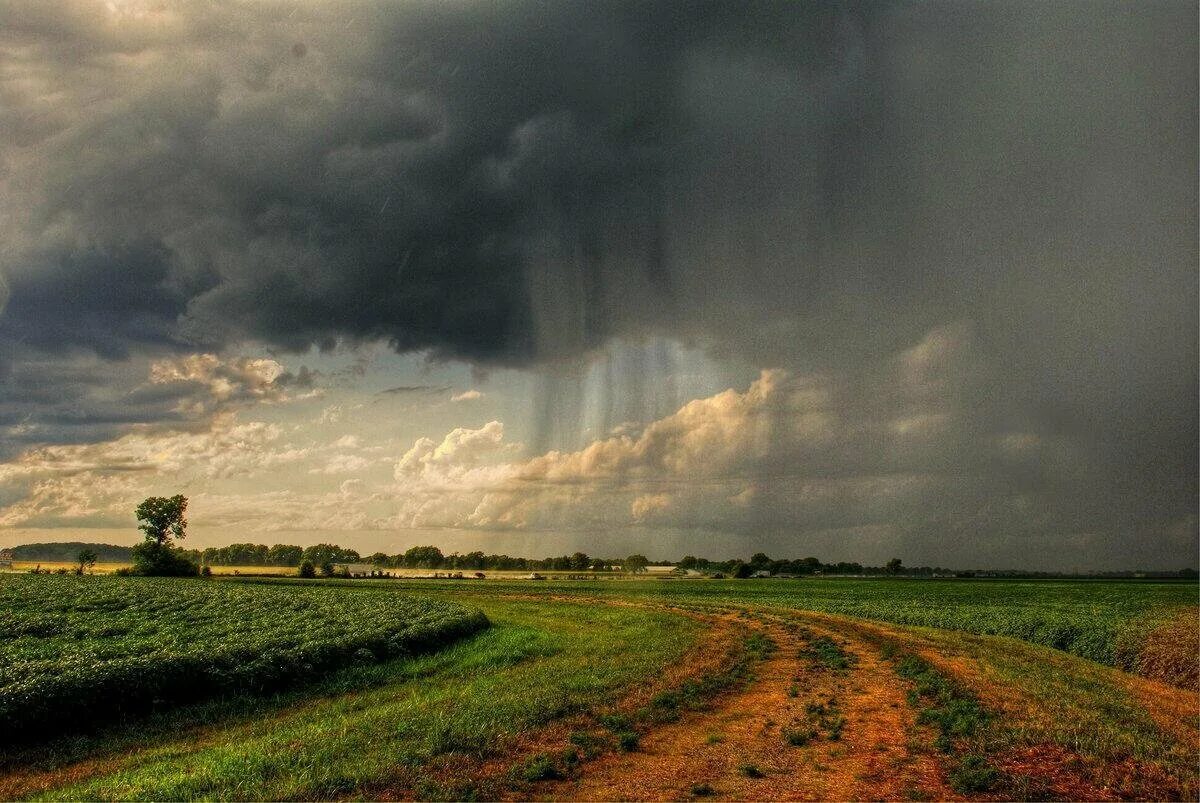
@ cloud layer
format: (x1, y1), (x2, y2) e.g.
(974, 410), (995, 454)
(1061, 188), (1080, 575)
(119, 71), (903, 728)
(0, 1), (1194, 566)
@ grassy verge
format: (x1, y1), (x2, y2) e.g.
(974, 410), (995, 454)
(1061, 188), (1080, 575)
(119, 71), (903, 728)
(2, 596), (701, 801)
(867, 620), (1198, 800)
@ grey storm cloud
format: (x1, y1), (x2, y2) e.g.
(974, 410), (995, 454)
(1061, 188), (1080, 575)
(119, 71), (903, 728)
(0, 1), (1194, 565)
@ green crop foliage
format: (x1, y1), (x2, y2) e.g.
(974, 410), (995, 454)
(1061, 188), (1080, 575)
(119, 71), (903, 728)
(0, 575), (487, 742)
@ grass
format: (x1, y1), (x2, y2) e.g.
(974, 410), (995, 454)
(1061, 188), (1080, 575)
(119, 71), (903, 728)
(880, 645), (997, 793)
(2, 595), (700, 801)
(890, 652), (989, 753)
(874, 622), (1199, 799)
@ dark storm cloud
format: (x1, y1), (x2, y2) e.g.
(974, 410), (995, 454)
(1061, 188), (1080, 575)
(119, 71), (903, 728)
(0, 1), (1194, 565)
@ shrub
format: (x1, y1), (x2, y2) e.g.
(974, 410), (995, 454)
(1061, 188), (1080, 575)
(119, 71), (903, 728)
(739, 763), (765, 778)
(130, 542), (199, 577)
(617, 730), (640, 751)
(298, 560), (316, 579)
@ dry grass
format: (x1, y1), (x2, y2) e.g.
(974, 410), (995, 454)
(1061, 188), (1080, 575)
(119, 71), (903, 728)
(1130, 607), (1199, 689)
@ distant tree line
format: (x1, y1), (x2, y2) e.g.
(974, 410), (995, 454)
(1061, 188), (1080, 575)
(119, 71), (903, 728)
(12, 536), (1199, 579)
(10, 542), (134, 563)
(678, 554), (941, 577)
(362, 547), (626, 572)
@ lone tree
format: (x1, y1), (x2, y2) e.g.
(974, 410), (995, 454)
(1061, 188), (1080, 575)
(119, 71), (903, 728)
(131, 495), (198, 576)
(76, 548), (97, 575)
(136, 495), (189, 545)
(885, 558), (903, 575)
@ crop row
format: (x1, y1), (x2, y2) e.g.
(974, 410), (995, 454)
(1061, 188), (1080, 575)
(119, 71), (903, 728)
(0, 575), (488, 742)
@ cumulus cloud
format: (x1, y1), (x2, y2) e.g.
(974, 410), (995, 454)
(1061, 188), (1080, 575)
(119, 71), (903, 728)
(451, 389), (483, 402)
(395, 421), (518, 481)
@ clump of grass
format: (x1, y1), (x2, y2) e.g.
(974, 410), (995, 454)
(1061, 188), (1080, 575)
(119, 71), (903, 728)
(569, 730), (604, 759)
(518, 752), (561, 782)
(616, 730), (640, 751)
(783, 726), (815, 746)
(705, 732), (724, 744)
(691, 783), (716, 797)
(825, 714), (846, 741)
(744, 631), (776, 659)
(949, 754), (999, 793)
(800, 636), (856, 670)
(787, 682), (799, 698)
(739, 763), (765, 778)
(599, 713), (631, 732)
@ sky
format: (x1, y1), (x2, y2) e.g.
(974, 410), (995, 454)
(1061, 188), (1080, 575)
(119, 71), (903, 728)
(0, 1), (1195, 570)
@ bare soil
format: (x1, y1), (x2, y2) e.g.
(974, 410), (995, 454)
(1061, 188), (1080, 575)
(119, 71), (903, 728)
(533, 616), (957, 802)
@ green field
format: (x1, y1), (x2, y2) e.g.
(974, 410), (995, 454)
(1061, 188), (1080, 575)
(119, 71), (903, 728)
(0, 575), (1195, 801)
(327, 576), (1194, 667)
(0, 575), (487, 742)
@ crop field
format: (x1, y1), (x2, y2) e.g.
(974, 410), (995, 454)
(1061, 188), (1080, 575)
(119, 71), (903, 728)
(0, 575), (1195, 801)
(0, 575), (487, 742)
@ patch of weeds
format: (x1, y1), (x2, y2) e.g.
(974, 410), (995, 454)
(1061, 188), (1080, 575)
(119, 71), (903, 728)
(800, 635), (856, 670)
(599, 713), (631, 732)
(744, 631), (776, 659)
(802, 697), (845, 740)
(888, 650), (998, 793)
(787, 682), (799, 698)
(518, 752), (562, 782)
(739, 763), (766, 778)
(568, 730), (605, 759)
(949, 754), (999, 793)
(783, 726), (815, 746)
(616, 730), (640, 751)
(705, 732), (724, 744)
(691, 783), (716, 797)
(894, 655), (989, 750)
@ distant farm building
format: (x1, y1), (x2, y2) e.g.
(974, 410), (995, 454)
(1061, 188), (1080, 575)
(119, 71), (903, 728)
(332, 562), (378, 577)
